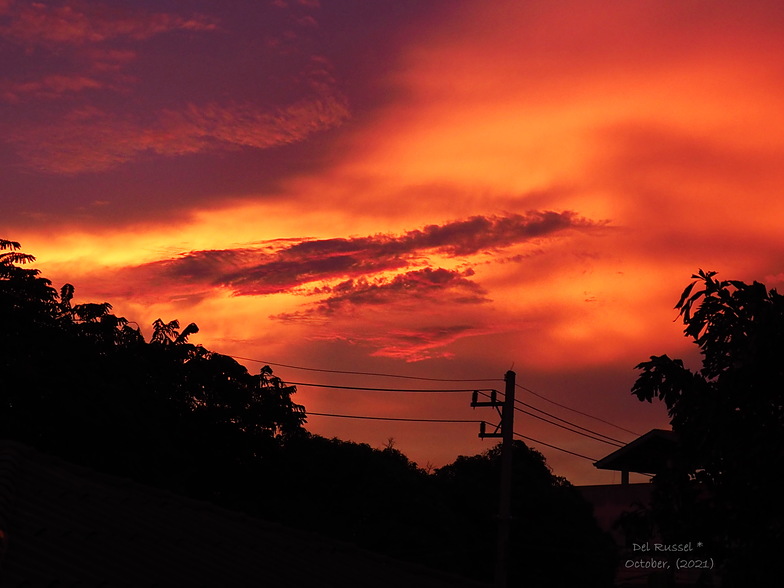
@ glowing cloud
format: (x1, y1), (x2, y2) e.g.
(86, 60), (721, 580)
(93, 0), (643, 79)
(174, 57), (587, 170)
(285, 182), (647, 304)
(87, 211), (600, 300)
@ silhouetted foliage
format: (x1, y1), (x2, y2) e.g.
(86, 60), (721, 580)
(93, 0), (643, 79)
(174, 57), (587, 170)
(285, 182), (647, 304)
(261, 436), (615, 587)
(632, 270), (784, 585)
(1, 239), (305, 498)
(264, 434), (445, 559)
(434, 441), (616, 588)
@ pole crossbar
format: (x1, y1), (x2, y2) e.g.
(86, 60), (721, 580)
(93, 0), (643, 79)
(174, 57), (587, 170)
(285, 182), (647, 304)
(469, 371), (516, 588)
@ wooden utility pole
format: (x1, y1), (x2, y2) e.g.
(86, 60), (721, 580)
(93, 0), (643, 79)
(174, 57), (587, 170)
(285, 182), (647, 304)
(470, 370), (516, 588)
(496, 370), (515, 588)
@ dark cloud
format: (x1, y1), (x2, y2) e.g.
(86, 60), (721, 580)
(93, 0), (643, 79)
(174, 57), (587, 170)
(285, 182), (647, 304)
(309, 323), (485, 362)
(275, 267), (489, 320)
(399, 210), (594, 256)
(320, 267), (488, 307)
(367, 324), (492, 362)
(100, 210), (601, 303)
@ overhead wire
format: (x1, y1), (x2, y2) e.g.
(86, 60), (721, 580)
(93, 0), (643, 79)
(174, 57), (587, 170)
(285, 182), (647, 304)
(513, 432), (599, 462)
(228, 354), (640, 460)
(515, 399), (628, 445)
(229, 353), (639, 437)
(294, 381), (630, 447)
(308, 412), (485, 424)
(295, 383), (622, 446)
(517, 383), (641, 436)
(474, 390), (625, 448)
(515, 408), (625, 448)
(307, 411), (601, 463)
(287, 381), (496, 393)
(230, 355), (501, 382)
(306, 373), (627, 444)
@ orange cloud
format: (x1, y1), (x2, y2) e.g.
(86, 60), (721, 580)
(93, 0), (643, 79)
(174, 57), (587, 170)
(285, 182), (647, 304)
(345, 324), (492, 363)
(44, 211), (602, 362)
(80, 211), (597, 299)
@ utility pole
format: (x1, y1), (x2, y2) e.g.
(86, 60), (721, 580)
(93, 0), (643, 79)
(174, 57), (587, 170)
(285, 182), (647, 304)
(470, 370), (516, 588)
(496, 370), (515, 588)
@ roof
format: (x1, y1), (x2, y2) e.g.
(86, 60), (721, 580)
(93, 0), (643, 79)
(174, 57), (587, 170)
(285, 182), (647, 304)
(593, 429), (679, 475)
(0, 440), (487, 588)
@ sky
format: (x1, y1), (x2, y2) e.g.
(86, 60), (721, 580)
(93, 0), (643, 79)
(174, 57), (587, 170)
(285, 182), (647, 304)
(3, 0), (784, 485)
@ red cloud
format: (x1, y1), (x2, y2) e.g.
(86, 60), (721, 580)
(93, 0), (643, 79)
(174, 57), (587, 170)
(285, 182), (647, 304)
(311, 324), (495, 363)
(1, 74), (103, 103)
(275, 268), (489, 321)
(0, 0), (216, 47)
(1, 1), (347, 174)
(367, 325), (486, 362)
(7, 95), (350, 173)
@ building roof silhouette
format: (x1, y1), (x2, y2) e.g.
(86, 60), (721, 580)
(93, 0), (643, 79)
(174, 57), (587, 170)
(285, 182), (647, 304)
(0, 440), (487, 588)
(593, 428), (678, 477)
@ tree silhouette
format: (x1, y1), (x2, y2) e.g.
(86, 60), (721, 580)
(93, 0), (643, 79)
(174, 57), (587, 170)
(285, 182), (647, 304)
(0, 239), (58, 321)
(632, 270), (784, 585)
(151, 318), (199, 345)
(1, 238), (305, 497)
(265, 434), (442, 559)
(435, 441), (616, 588)
(0, 238), (36, 269)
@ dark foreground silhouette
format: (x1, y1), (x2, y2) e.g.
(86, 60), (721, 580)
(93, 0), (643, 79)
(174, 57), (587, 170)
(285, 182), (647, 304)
(629, 270), (784, 586)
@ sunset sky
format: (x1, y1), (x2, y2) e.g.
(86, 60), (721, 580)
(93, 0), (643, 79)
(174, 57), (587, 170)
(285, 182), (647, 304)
(3, 0), (784, 485)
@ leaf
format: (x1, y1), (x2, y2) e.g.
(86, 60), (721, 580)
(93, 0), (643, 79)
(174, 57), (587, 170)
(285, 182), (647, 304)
(675, 281), (698, 310)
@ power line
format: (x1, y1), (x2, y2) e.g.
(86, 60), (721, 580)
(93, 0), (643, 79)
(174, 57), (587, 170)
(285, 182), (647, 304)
(516, 408), (625, 448)
(288, 380), (495, 393)
(307, 410), (600, 463)
(295, 383), (630, 448)
(474, 390), (626, 448)
(230, 355), (501, 382)
(517, 383), (641, 436)
(308, 412), (485, 424)
(513, 432), (598, 462)
(516, 399), (627, 445)
(230, 354), (639, 437)
(194, 352), (645, 479)
(287, 377), (635, 452)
